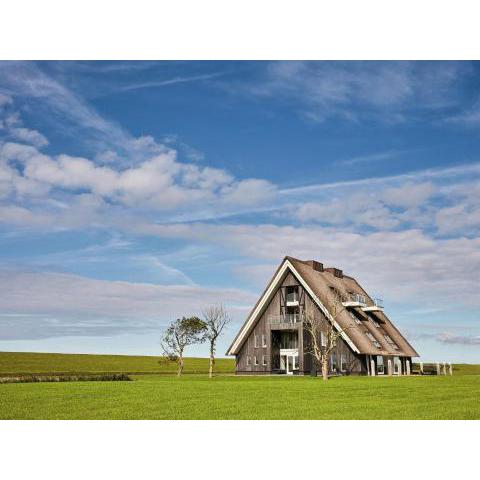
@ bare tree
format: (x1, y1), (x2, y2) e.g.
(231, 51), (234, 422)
(304, 291), (354, 381)
(203, 304), (231, 378)
(161, 316), (207, 376)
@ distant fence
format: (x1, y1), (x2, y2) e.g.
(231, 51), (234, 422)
(413, 362), (453, 376)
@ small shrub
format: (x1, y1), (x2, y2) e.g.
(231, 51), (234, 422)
(0, 373), (131, 384)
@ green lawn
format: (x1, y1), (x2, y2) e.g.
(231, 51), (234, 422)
(1, 352), (479, 420)
(0, 351), (235, 376)
(1, 374), (480, 420)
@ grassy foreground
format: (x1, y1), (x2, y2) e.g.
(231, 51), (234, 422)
(1, 352), (479, 420)
(1, 374), (480, 420)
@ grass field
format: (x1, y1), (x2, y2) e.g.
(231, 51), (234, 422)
(1, 352), (479, 420)
(0, 351), (235, 376)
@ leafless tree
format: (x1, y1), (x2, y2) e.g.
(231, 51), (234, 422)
(161, 316), (207, 376)
(304, 291), (354, 381)
(203, 304), (231, 378)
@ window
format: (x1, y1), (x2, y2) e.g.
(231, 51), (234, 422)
(254, 334), (259, 348)
(262, 334), (267, 348)
(377, 355), (385, 374)
(254, 356), (259, 366)
(349, 311), (361, 325)
(384, 334), (399, 350)
(393, 356), (400, 374)
(330, 353), (337, 372)
(246, 356), (251, 366)
(340, 354), (347, 372)
(320, 331), (327, 347)
(365, 331), (381, 348)
(262, 355), (267, 366)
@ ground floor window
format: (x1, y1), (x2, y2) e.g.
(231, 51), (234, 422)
(330, 352), (337, 372)
(377, 355), (385, 374)
(247, 356), (251, 366)
(262, 355), (267, 366)
(340, 354), (347, 372)
(393, 356), (400, 374)
(254, 356), (259, 366)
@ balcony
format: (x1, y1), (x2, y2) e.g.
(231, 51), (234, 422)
(362, 297), (384, 312)
(269, 314), (304, 325)
(342, 292), (367, 308)
(286, 292), (299, 306)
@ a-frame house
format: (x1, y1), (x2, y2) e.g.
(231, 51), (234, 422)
(227, 257), (418, 376)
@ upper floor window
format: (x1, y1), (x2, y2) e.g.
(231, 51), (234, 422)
(349, 311), (362, 325)
(384, 334), (399, 350)
(365, 331), (381, 348)
(262, 334), (267, 348)
(254, 334), (259, 348)
(246, 356), (251, 366)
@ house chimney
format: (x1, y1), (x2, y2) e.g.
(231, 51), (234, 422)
(325, 267), (343, 278)
(305, 260), (324, 272)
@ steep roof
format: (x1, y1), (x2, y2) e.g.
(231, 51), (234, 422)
(227, 256), (419, 357)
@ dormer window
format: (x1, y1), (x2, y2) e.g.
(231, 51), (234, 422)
(365, 331), (381, 348)
(384, 334), (399, 350)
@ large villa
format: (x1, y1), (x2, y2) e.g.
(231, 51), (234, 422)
(227, 256), (418, 376)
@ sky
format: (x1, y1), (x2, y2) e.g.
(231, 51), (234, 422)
(0, 60), (479, 362)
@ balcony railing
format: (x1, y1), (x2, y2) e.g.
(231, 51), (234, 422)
(372, 298), (384, 308)
(342, 292), (366, 306)
(269, 314), (304, 324)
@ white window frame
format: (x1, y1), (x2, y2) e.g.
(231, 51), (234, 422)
(254, 356), (259, 366)
(377, 355), (385, 374)
(262, 355), (267, 366)
(262, 334), (267, 348)
(254, 334), (258, 348)
(246, 356), (251, 366)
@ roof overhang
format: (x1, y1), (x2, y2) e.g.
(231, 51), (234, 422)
(227, 259), (360, 356)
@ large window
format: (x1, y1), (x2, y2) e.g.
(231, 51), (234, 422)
(280, 331), (298, 349)
(340, 354), (347, 372)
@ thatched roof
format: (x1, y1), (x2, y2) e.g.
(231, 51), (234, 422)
(227, 256), (419, 357)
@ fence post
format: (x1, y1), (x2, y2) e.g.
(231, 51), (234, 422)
(449, 363), (453, 376)
(436, 362), (440, 375)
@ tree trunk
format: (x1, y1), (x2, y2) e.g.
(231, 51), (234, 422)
(177, 355), (184, 377)
(209, 342), (215, 378)
(322, 358), (329, 381)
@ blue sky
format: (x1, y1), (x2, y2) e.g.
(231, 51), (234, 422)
(0, 61), (479, 362)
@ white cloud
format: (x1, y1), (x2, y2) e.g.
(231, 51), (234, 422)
(0, 270), (257, 340)
(241, 61), (469, 123)
(0, 141), (277, 212)
(10, 127), (49, 148)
